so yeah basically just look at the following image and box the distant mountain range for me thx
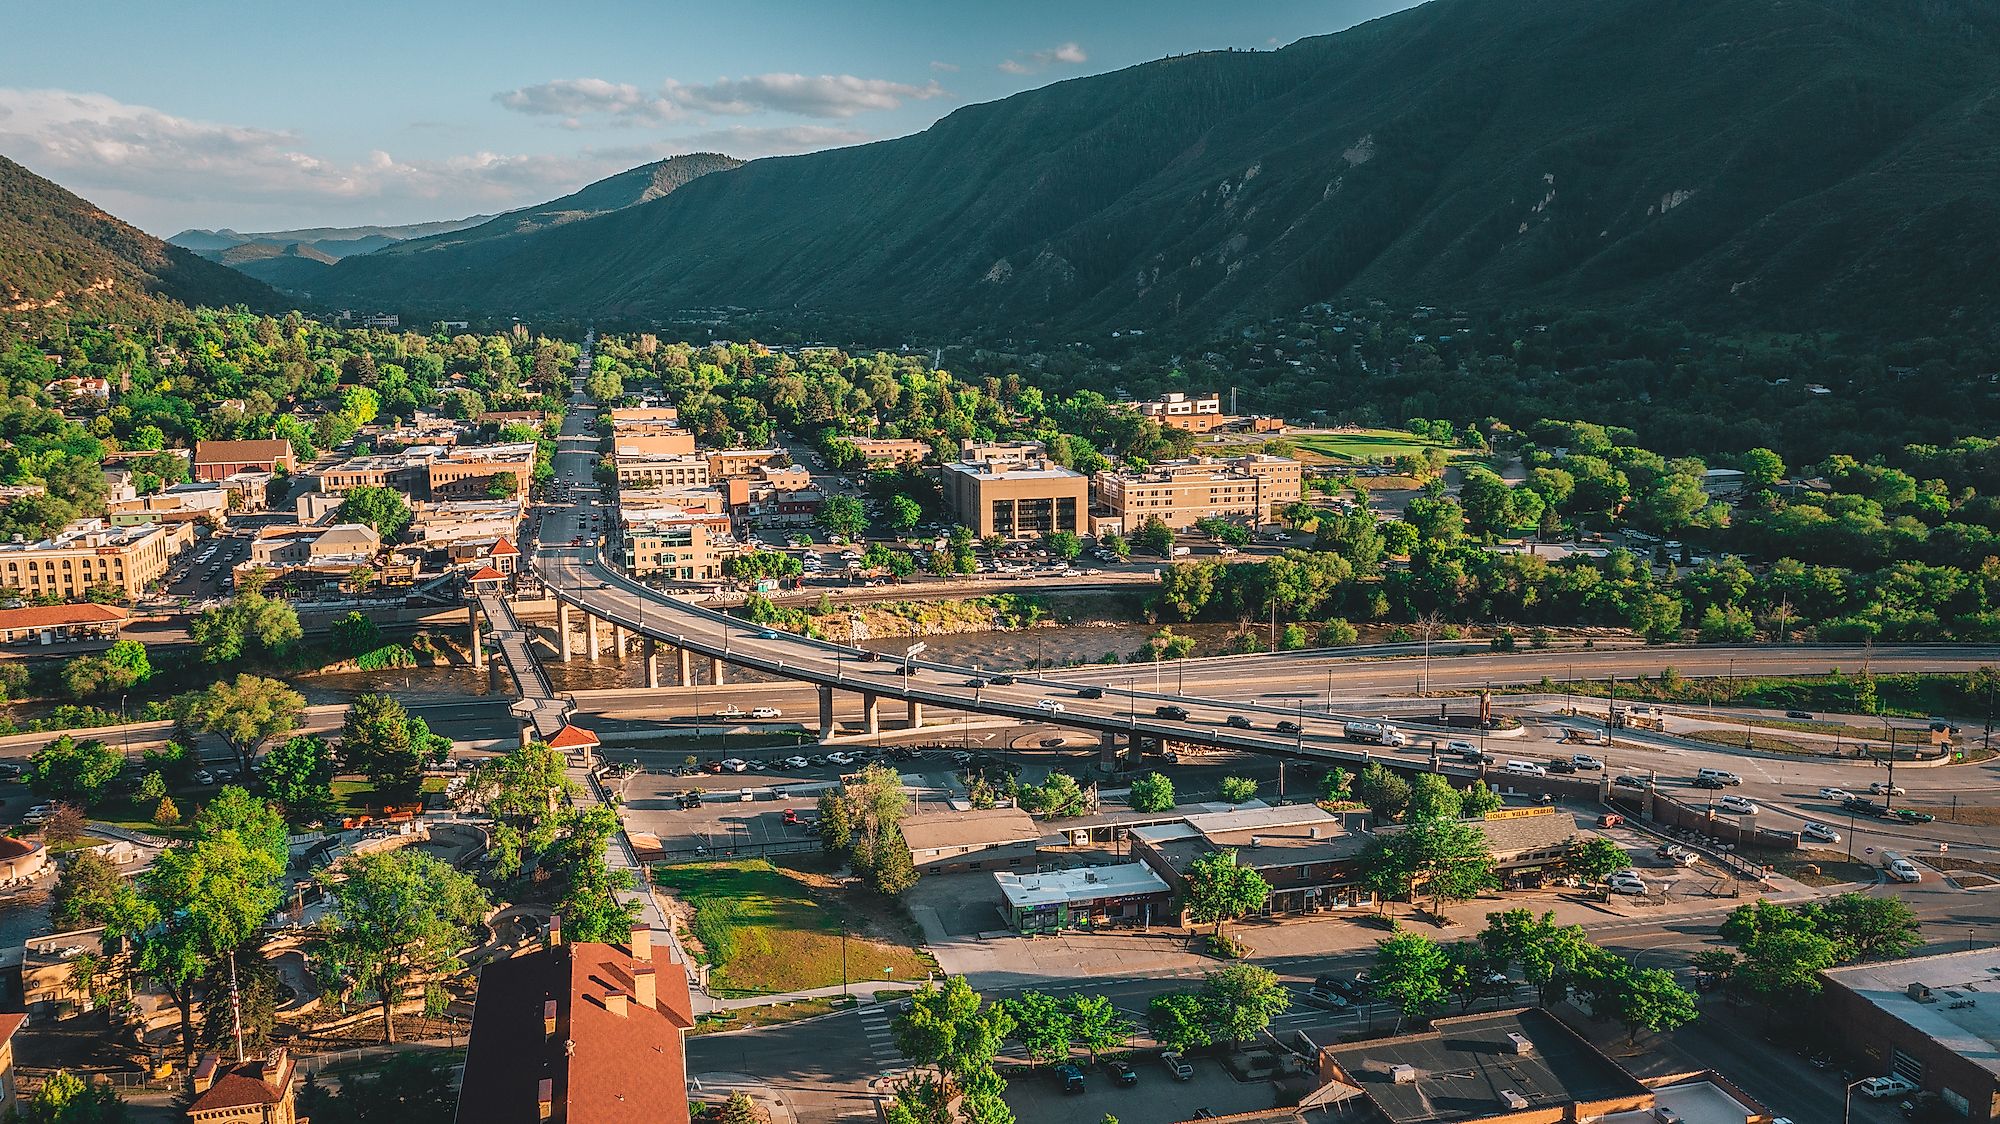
[306,0,2000,338]
[0,154,278,319]
[169,216,495,261]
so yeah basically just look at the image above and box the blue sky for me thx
[0,0,1422,234]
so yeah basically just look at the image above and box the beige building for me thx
[956,439,1047,466]
[1135,391,1241,434]
[847,437,931,468]
[614,453,711,490]
[249,523,381,568]
[613,431,698,457]
[1094,454,1302,531]
[0,519,191,600]
[941,457,1088,539]
[426,442,537,499]
[616,486,728,517]
[620,508,736,580]
[706,448,788,479]
[106,484,229,528]
[608,406,680,424]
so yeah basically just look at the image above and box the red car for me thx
[782,809,803,826]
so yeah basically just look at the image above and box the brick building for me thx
[193,439,294,482]
[1819,948,2000,1122]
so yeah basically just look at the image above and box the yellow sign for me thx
[1483,806,1557,821]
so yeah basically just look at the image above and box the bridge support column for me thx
[1099,730,1121,770]
[558,603,573,662]
[613,624,628,659]
[819,686,837,742]
[676,646,692,686]
[644,639,661,689]
[586,614,601,661]
[907,700,924,729]
[862,693,879,736]
[468,605,483,671]
[709,656,726,685]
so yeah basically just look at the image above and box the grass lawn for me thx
[90,794,196,839]
[688,995,851,1036]
[1743,846,1875,887]
[653,858,935,997]
[1681,728,1812,755]
[1286,429,1461,465]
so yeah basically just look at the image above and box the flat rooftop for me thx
[1601,1081,1761,1124]
[1324,1008,1645,1124]
[994,862,1169,909]
[1823,946,2000,1079]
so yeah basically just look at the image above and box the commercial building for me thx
[1374,806,1584,889]
[1819,948,2000,1122]
[956,439,1048,466]
[993,862,1172,933]
[317,447,436,495]
[193,439,294,482]
[1317,1009,1654,1124]
[616,486,728,517]
[940,456,1088,539]
[901,807,1047,874]
[846,437,932,468]
[0,602,127,645]
[612,453,711,490]
[612,432,698,458]
[1130,805,1373,916]
[608,406,679,425]
[620,508,735,581]
[1136,391,1226,431]
[706,448,789,479]
[427,442,537,499]
[106,484,229,528]
[1094,454,1303,531]
[248,523,381,568]
[0,519,191,600]
[187,1049,301,1124]
[408,499,525,548]
[455,928,695,1124]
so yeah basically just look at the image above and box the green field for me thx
[653,858,934,996]
[1285,428,1462,465]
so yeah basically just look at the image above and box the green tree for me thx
[257,734,337,825]
[334,485,414,539]
[331,610,382,655]
[1200,963,1290,1047]
[1065,993,1133,1063]
[1564,837,1630,884]
[298,1051,458,1124]
[1133,516,1175,556]
[819,494,866,539]
[1319,766,1354,803]
[1218,775,1258,804]
[339,693,446,798]
[49,850,138,931]
[315,849,492,1043]
[1405,773,1464,820]
[887,494,923,530]
[893,978,1015,1088]
[25,734,121,806]
[544,805,641,942]
[1182,850,1271,942]
[1807,893,1922,962]
[1356,763,1411,821]
[717,1092,766,1124]
[1018,772,1087,818]
[1045,530,1083,560]
[1006,991,1073,1065]
[1480,909,1596,1007]
[196,674,306,777]
[1129,772,1175,813]
[1615,967,1699,1043]
[1459,780,1503,817]
[11,1070,127,1124]
[463,743,575,877]
[190,593,302,664]
[1146,991,1211,1053]
[1741,448,1785,487]
[1373,929,1451,1030]
[1440,939,1510,1014]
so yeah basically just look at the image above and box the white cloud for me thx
[494,72,945,124]
[0,87,725,231]
[999,42,1088,74]
[930,60,960,73]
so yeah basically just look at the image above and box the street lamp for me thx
[1843,1076,1870,1124]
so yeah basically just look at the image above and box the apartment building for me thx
[193,439,295,482]
[613,453,711,490]
[941,456,1088,539]
[1094,453,1303,530]
[0,519,192,599]
[620,507,735,580]
[846,436,932,468]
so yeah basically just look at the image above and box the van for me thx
[1505,760,1547,776]
[1882,852,1922,883]
[1696,768,1741,786]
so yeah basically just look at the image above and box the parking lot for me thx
[1002,1051,1281,1124]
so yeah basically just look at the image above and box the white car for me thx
[1818,787,1855,802]
[1570,755,1604,770]
[1608,873,1647,895]
[1446,740,1477,754]
[826,751,856,767]
[1856,1076,1917,1100]
[720,759,750,773]
[1868,782,1906,796]
[1716,795,1759,815]
[749,707,783,719]
[1035,699,1066,713]
[1800,822,1840,844]
[780,756,810,770]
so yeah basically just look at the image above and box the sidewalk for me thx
[702,979,909,1012]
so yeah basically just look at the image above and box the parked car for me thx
[1818,787,1855,802]
[1869,782,1907,796]
[1302,984,1350,1009]
[1155,705,1191,721]
[827,752,856,767]
[782,809,805,825]
[1801,822,1840,843]
[1716,795,1759,815]
[720,759,750,774]
[1857,1076,1918,1100]
[1055,1064,1086,1095]
[1104,1060,1138,1087]
[1225,715,1253,729]
[1161,1051,1193,1081]
[1607,871,1648,895]
[781,756,810,769]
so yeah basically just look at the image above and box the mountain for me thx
[0,154,280,318]
[316,0,2000,338]
[215,242,339,291]
[168,215,495,263]
[377,152,744,254]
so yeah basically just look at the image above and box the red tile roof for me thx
[456,939,694,1124]
[193,439,293,465]
[0,603,127,630]
[188,1051,294,1113]
[0,1013,25,1043]
[468,565,508,582]
[490,537,519,556]
[545,724,600,750]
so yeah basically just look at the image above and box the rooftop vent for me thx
[1084,871,1098,883]
[1653,1108,1682,1124]
[1310,826,1324,839]
[1503,1091,1530,1111]
[1250,835,1263,848]
[1390,1065,1419,1084]
[1910,983,1936,1003]
[1505,1032,1534,1055]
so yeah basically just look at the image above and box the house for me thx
[455,927,695,1124]
[900,807,1047,874]
[192,440,294,483]
[1819,948,2000,1122]
[1130,804,1374,916]
[186,1049,300,1124]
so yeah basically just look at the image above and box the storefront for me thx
[994,863,1173,934]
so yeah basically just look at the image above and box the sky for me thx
[0,0,1422,235]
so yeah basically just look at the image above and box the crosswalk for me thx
[858,1003,906,1068]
